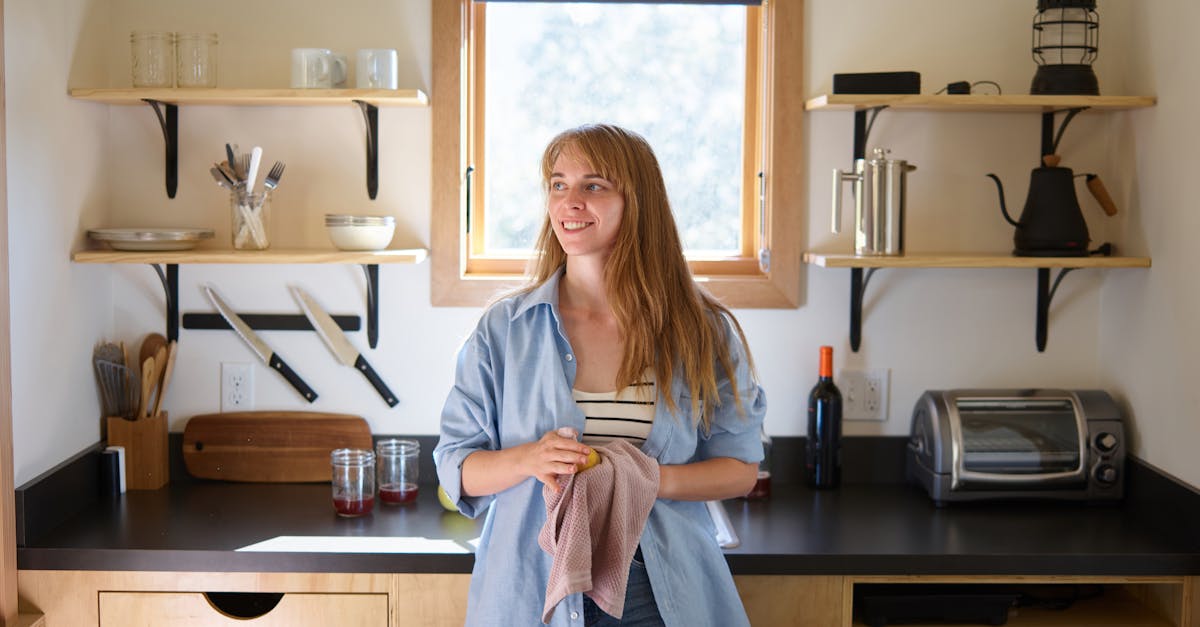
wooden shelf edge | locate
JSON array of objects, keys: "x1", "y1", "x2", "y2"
[
  {"x1": 68, "y1": 87, "x2": 430, "y2": 107},
  {"x1": 803, "y1": 252, "x2": 1152, "y2": 269},
  {"x1": 805, "y1": 94, "x2": 1156, "y2": 112},
  {"x1": 16, "y1": 613, "x2": 47, "y2": 627},
  {"x1": 71, "y1": 247, "x2": 429, "y2": 265}
]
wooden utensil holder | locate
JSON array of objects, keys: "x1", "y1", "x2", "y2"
[{"x1": 106, "y1": 412, "x2": 169, "y2": 490}]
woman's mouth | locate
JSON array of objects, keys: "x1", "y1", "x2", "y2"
[{"x1": 561, "y1": 220, "x2": 592, "y2": 231}]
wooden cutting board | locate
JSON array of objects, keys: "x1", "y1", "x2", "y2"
[{"x1": 182, "y1": 411, "x2": 373, "y2": 482}]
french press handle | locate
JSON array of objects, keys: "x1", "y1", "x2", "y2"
[{"x1": 831, "y1": 166, "x2": 860, "y2": 235}]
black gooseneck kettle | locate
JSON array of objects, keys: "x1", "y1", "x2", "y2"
[{"x1": 987, "y1": 154, "x2": 1118, "y2": 257}]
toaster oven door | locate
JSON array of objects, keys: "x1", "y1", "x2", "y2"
[{"x1": 948, "y1": 394, "x2": 1088, "y2": 489}]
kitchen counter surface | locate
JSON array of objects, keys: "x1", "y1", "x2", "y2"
[{"x1": 18, "y1": 476, "x2": 1200, "y2": 576}]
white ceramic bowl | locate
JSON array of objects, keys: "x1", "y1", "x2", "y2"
[{"x1": 325, "y1": 215, "x2": 395, "y2": 251}]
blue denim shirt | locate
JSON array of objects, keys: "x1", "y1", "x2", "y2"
[{"x1": 434, "y1": 270, "x2": 767, "y2": 626}]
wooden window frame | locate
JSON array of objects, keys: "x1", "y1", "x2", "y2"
[{"x1": 432, "y1": 0, "x2": 802, "y2": 308}]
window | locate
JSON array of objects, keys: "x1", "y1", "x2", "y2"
[{"x1": 432, "y1": 0, "x2": 802, "y2": 307}]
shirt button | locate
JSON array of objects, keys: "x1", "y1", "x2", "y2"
[
  {"x1": 570, "y1": 611, "x2": 579, "y2": 620},
  {"x1": 565, "y1": 354, "x2": 574, "y2": 361}
]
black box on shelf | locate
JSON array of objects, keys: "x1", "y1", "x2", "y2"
[{"x1": 833, "y1": 71, "x2": 921, "y2": 95}]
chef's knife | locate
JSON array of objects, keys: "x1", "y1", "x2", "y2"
[
  {"x1": 202, "y1": 284, "x2": 318, "y2": 403},
  {"x1": 290, "y1": 286, "x2": 398, "y2": 407}
]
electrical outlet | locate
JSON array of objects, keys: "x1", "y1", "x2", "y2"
[
  {"x1": 839, "y1": 368, "x2": 889, "y2": 421},
  {"x1": 221, "y1": 362, "x2": 254, "y2": 411}
]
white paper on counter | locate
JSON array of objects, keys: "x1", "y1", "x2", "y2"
[{"x1": 236, "y1": 535, "x2": 475, "y2": 554}]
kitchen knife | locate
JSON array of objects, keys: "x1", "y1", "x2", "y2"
[
  {"x1": 290, "y1": 286, "x2": 398, "y2": 407},
  {"x1": 202, "y1": 284, "x2": 318, "y2": 403}
]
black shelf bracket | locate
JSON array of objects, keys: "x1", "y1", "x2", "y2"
[
  {"x1": 1034, "y1": 266, "x2": 1078, "y2": 352},
  {"x1": 143, "y1": 99, "x2": 178, "y2": 199},
  {"x1": 354, "y1": 100, "x2": 380, "y2": 200},
  {"x1": 363, "y1": 264, "x2": 380, "y2": 349},
  {"x1": 853, "y1": 106, "x2": 888, "y2": 160},
  {"x1": 151, "y1": 263, "x2": 180, "y2": 342},
  {"x1": 848, "y1": 267, "x2": 879, "y2": 352},
  {"x1": 1040, "y1": 107, "x2": 1088, "y2": 159}
]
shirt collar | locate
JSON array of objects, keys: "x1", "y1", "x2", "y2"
[{"x1": 510, "y1": 266, "x2": 565, "y2": 320}]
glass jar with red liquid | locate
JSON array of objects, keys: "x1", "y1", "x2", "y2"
[
  {"x1": 331, "y1": 448, "x2": 375, "y2": 517},
  {"x1": 744, "y1": 427, "x2": 772, "y2": 500},
  {"x1": 377, "y1": 439, "x2": 420, "y2": 505}
]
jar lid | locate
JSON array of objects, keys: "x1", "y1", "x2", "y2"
[{"x1": 325, "y1": 214, "x2": 395, "y2": 227}]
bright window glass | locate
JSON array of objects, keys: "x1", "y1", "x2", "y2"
[{"x1": 480, "y1": 3, "x2": 748, "y2": 256}]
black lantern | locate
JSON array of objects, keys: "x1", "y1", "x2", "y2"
[{"x1": 1030, "y1": 0, "x2": 1099, "y2": 95}]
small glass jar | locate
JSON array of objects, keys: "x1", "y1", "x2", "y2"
[
  {"x1": 331, "y1": 448, "x2": 375, "y2": 517},
  {"x1": 130, "y1": 31, "x2": 175, "y2": 88},
  {"x1": 230, "y1": 189, "x2": 270, "y2": 250},
  {"x1": 377, "y1": 439, "x2": 420, "y2": 504},
  {"x1": 176, "y1": 32, "x2": 218, "y2": 88}
]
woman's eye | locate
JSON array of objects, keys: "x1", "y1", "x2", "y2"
[
  {"x1": 586, "y1": 183, "x2": 603, "y2": 192},
  {"x1": 551, "y1": 182, "x2": 566, "y2": 191}
]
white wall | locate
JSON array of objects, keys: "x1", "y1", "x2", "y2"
[
  {"x1": 1098, "y1": 1, "x2": 1200, "y2": 488},
  {"x1": 10, "y1": 1, "x2": 1180, "y2": 488},
  {"x1": 6, "y1": 0, "x2": 113, "y2": 485}
]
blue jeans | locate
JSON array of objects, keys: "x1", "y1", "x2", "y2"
[{"x1": 583, "y1": 548, "x2": 664, "y2": 627}]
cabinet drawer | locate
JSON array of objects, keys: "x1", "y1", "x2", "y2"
[{"x1": 99, "y1": 591, "x2": 388, "y2": 626}]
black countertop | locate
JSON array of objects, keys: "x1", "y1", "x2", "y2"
[{"x1": 17, "y1": 437, "x2": 1200, "y2": 576}]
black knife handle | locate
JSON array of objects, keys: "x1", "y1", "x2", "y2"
[
  {"x1": 355, "y1": 354, "x2": 398, "y2": 407},
  {"x1": 269, "y1": 353, "x2": 318, "y2": 403}
]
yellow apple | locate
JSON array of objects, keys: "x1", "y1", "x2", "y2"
[
  {"x1": 578, "y1": 449, "x2": 601, "y2": 472},
  {"x1": 436, "y1": 485, "x2": 459, "y2": 512}
]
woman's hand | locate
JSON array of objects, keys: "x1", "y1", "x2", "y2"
[
  {"x1": 519, "y1": 429, "x2": 593, "y2": 491},
  {"x1": 460, "y1": 429, "x2": 592, "y2": 497}
]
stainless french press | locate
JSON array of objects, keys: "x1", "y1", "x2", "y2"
[{"x1": 832, "y1": 148, "x2": 917, "y2": 256}]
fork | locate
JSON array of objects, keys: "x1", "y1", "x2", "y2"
[{"x1": 263, "y1": 161, "x2": 286, "y2": 191}]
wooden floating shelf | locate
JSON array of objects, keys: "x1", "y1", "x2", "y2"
[
  {"x1": 805, "y1": 94, "x2": 1156, "y2": 113},
  {"x1": 72, "y1": 248, "x2": 429, "y2": 265},
  {"x1": 803, "y1": 253, "x2": 1152, "y2": 269},
  {"x1": 68, "y1": 87, "x2": 429, "y2": 107}
]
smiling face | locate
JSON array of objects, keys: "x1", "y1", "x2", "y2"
[{"x1": 547, "y1": 146, "x2": 625, "y2": 261}]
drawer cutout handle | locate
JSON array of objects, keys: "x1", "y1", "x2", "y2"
[{"x1": 204, "y1": 592, "x2": 284, "y2": 619}]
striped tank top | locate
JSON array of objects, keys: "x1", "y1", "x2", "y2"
[{"x1": 574, "y1": 376, "x2": 656, "y2": 447}]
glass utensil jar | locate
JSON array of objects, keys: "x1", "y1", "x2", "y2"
[
  {"x1": 331, "y1": 448, "x2": 375, "y2": 517},
  {"x1": 176, "y1": 32, "x2": 218, "y2": 88},
  {"x1": 377, "y1": 439, "x2": 419, "y2": 504},
  {"x1": 230, "y1": 189, "x2": 270, "y2": 250},
  {"x1": 130, "y1": 31, "x2": 175, "y2": 88}
]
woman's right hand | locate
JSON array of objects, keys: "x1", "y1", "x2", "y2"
[
  {"x1": 519, "y1": 428, "x2": 593, "y2": 491},
  {"x1": 460, "y1": 428, "x2": 592, "y2": 497}
]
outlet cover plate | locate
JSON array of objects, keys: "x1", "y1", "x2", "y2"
[
  {"x1": 221, "y1": 362, "x2": 254, "y2": 412},
  {"x1": 839, "y1": 368, "x2": 889, "y2": 421}
]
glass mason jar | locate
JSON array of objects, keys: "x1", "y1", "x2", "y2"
[
  {"x1": 376, "y1": 439, "x2": 420, "y2": 505},
  {"x1": 230, "y1": 188, "x2": 270, "y2": 250},
  {"x1": 176, "y1": 32, "x2": 218, "y2": 88},
  {"x1": 130, "y1": 31, "x2": 175, "y2": 88},
  {"x1": 331, "y1": 448, "x2": 375, "y2": 517}
]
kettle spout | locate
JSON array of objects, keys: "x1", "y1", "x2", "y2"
[{"x1": 986, "y1": 173, "x2": 1021, "y2": 228}]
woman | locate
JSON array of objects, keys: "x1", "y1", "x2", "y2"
[{"x1": 435, "y1": 124, "x2": 766, "y2": 626}]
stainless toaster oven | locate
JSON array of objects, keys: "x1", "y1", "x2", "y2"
[{"x1": 906, "y1": 389, "x2": 1124, "y2": 504}]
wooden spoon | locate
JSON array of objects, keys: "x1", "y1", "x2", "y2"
[
  {"x1": 151, "y1": 341, "x2": 177, "y2": 417},
  {"x1": 139, "y1": 333, "x2": 167, "y2": 375},
  {"x1": 146, "y1": 345, "x2": 167, "y2": 418},
  {"x1": 139, "y1": 357, "x2": 155, "y2": 420}
]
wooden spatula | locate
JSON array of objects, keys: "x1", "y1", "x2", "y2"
[{"x1": 151, "y1": 341, "x2": 177, "y2": 417}]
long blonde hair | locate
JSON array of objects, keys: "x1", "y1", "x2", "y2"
[{"x1": 526, "y1": 124, "x2": 754, "y2": 430}]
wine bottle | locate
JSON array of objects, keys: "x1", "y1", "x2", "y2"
[{"x1": 805, "y1": 345, "x2": 843, "y2": 489}]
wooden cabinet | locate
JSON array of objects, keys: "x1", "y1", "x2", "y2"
[
  {"x1": 19, "y1": 570, "x2": 1197, "y2": 626},
  {"x1": 98, "y1": 591, "x2": 388, "y2": 626}
]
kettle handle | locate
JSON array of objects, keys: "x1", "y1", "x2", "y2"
[
  {"x1": 831, "y1": 167, "x2": 859, "y2": 234},
  {"x1": 1085, "y1": 174, "x2": 1119, "y2": 216},
  {"x1": 986, "y1": 173, "x2": 1022, "y2": 228}
]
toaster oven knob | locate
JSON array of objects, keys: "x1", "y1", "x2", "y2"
[
  {"x1": 1093, "y1": 464, "x2": 1119, "y2": 485},
  {"x1": 1094, "y1": 432, "x2": 1119, "y2": 453}
]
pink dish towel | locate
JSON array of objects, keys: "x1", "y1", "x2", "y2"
[{"x1": 539, "y1": 439, "x2": 660, "y2": 624}]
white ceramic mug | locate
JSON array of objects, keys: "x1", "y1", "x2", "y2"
[
  {"x1": 356, "y1": 48, "x2": 398, "y2": 89},
  {"x1": 291, "y1": 48, "x2": 346, "y2": 88}
]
